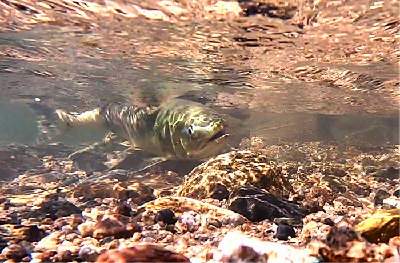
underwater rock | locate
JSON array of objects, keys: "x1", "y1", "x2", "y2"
[
  {"x1": 28, "y1": 198, "x2": 82, "y2": 220},
  {"x1": 393, "y1": 188, "x2": 400, "y2": 198},
  {"x1": 176, "y1": 150, "x2": 293, "y2": 200},
  {"x1": 374, "y1": 166, "x2": 399, "y2": 180},
  {"x1": 228, "y1": 187, "x2": 306, "y2": 222},
  {"x1": 72, "y1": 180, "x2": 155, "y2": 204},
  {"x1": 1, "y1": 244, "x2": 27, "y2": 261},
  {"x1": 7, "y1": 225, "x2": 45, "y2": 243},
  {"x1": 114, "y1": 204, "x2": 133, "y2": 217},
  {"x1": 70, "y1": 151, "x2": 108, "y2": 173},
  {"x1": 93, "y1": 217, "x2": 141, "y2": 239},
  {"x1": 300, "y1": 220, "x2": 332, "y2": 243},
  {"x1": 135, "y1": 196, "x2": 247, "y2": 227},
  {"x1": 216, "y1": 232, "x2": 313, "y2": 263},
  {"x1": 355, "y1": 209, "x2": 399, "y2": 243},
  {"x1": 276, "y1": 224, "x2": 296, "y2": 241},
  {"x1": 204, "y1": 217, "x2": 223, "y2": 229},
  {"x1": 79, "y1": 245, "x2": 100, "y2": 262},
  {"x1": 96, "y1": 244, "x2": 190, "y2": 262},
  {"x1": 154, "y1": 209, "x2": 178, "y2": 225},
  {"x1": 0, "y1": 234, "x2": 7, "y2": 252},
  {"x1": 15, "y1": 193, "x2": 83, "y2": 223},
  {"x1": 53, "y1": 249, "x2": 74, "y2": 262},
  {"x1": 374, "y1": 189, "x2": 391, "y2": 205},
  {"x1": 209, "y1": 183, "x2": 230, "y2": 201}
]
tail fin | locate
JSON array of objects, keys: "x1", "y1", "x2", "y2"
[
  {"x1": 29, "y1": 99, "x2": 104, "y2": 142},
  {"x1": 28, "y1": 100, "x2": 60, "y2": 121},
  {"x1": 29, "y1": 99, "x2": 65, "y2": 143}
]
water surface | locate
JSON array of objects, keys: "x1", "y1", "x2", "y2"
[{"x1": 0, "y1": 10, "x2": 398, "y2": 158}]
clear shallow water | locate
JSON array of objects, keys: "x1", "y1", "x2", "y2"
[
  {"x1": 0, "y1": 100, "x2": 398, "y2": 149},
  {"x1": 0, "y1": 20, "x2": 398, "y2": 150}
]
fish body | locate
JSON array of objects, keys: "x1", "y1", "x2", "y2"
[{"x1": 31, "y1": 99, "x2": 229, "y2": 160}]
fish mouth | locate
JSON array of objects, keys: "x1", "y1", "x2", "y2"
[
  {"x1": 207, "y1": 127, "x2": 229, "y2": 143},
  {"x1": 193, "y1": 126, "x2": 229, "y2": 159}
]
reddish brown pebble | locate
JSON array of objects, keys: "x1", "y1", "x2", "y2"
[
  {"x1": 2, "y1": 244, "x2": 27, "y2": 260},
  {"x1": 96, "y1": 244, "x2": 190, "y2": 262},
  {"x1": 93, "y1": 218, "x2": 141, "y2": 239}
]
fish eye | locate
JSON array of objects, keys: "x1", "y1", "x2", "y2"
[{"x1": 187, "y1": 125, "x2": 194, "y2": 136}]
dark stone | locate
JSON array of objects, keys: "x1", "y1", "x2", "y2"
[
  {"x1": 374, "y1": 196, "x2": 383, "y2": 205},
  {"x1": 99, "y1": 236, "x2": 115, "y2": 247},
  {"x1": 322, "y1": 175, "x2": 347, "y2": 193},
  {"x1": 289, "y1": 193, "x2": 303, "y2": 202},
  {"x1": 353, "y1": 188, "x2": 365, "y2": 196},
  {"x1": 0, "y1": 211, "x2": 19, "y2": 224},
  {"x1": 27, "y1": 199, "x2": 82, "y2": 220},
  {"x1": 114, "y1": 204, "x2": 132, "y2": 217},
  {"x1": 0, "y1": 196, "x2": 8, "y2": 204},
  {"x1": 209, "y1": 183, "x2": 230, "y2": 201},
  {"x1": 302, "y1": 198, "x2": 325, "y2": 214},
  {"x1": 325, "y1": 225, "x2": 361, "y2": 248},
  {"x1": 365, "y1": 167, "x2": 377, "y2": 175},
  {"x1": 322, "y1": 167, "x2": 347, "y2": 177},
  {"x1": 165, "y1": 224, "x2": 176, "y2": 233},
  {"x1": 375, "y1": 189, "x2": 390, "y2": 199},
  {"x1": 154, "y1": 209, "x2": 178, "y2": 225},
  {"x1": 273, "y1": 217, "x2": 299, "y2": 226},
  {"x1": 205, "y1": 218, "x2": 223, "y2": 228},
  {"x1": 376, "y1": 166, "x2": 399, "y2": 179},
  {"x1": 0, "y1": 234, "x2": 7, "y2": 251},
  {"x1": 238, "y1": 0, "x2": 296, "y2": 19},
  {"x1": 351, "y1": 182, "x2": 371, "y2": 197},
  {"x1": 44, "y1": 193, "x2": 59, "y2": 202},
  {"x1": 285, "y1": 166, "x2": 298, "y2": 175},
  {"x1": 276, "y1": 224, "x2": 296, "y2": 240},
  {"x1": 0, "y1": 201, "x2": 10, "y2": 210},
  {"x1": 374, "y1": 189, "x2": 390, "y2": 205},
  {"x1": 15, "y1": 225, "x2": 45, "y2": 242},
  {"x1": 323, "y1": 218, "x2": 335, "y2": 226},
  {"x1": 228, "y1": 187, "x2": 307, "y2": 222},
  {"x1": 70, "y1": 151, "x2": 108, "y2": 173},
  {"x1": 393, "y1": 188, "x2": 400, "y2": 198}
]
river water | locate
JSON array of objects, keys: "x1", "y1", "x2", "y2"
[{"x1": 0, "y1": 1, "x2": 398, "y2": 152}]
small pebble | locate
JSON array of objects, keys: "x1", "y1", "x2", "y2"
[
  {"x1": 154, "y1": 209, "x2": 178, "y2": 225},
  {"x1": 276, "y1": 224, "x2": 296, "y2": 241},
  {"x1": 107, "y1": 239, "x2": 120, "y2": 250},
  {"x1": 2, "y1": 244, "x2": 27, "y2": 260},
  {"x1": 165, "y1": 224, "x2": 176, "y2": 233},
  {"x1": 61, "y1": 225, "x2": 73, "y2": 233},
  {"x1": 78, "y1": 221, "x2": 96, "y2": 237},
  {"x1": 205, "y1": 218, "x2": 223, "y2": 228},
  {"x1": 132, "y1": 232, "x2": 142, "y2": 242},
  {"x1": 113, "y1": 202, "x2": 131, "y2": 215},
  {"x1": 79, "y1": 245, "x2": 99, "y2": 262},
  {"x1": 21, "y1": 256, "x2": 31, "y2": 262}
]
